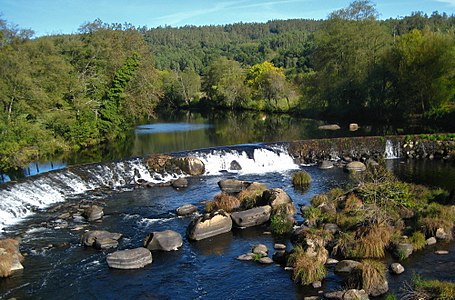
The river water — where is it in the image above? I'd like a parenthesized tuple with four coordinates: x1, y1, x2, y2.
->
(0, 111, 454, 299)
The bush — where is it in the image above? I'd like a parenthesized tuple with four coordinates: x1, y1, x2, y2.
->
(270, 214, 294, 235)
(288, 246, 327, 286)
(212, 193, 241, 212)
(351, 224, 393, 258)
(292, 171, 312, 188)
(302, 206, 322, 227)
(409, 231, 426, 251)
(311, 194, 329, 207)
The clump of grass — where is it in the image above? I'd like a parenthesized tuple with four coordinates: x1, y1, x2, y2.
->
(273, 202, 296, 217)
(334, 211, 366, 231)
(311, 194, 329, 208)
(351, 224, 393, 258)
(332, 231, 355, 258)
(343, 193, 363, 212)
(205, 200, 217, 212)
(209, 193, 241, 212)
(288, 245, 327, 286)
(349, 259, 387, 296)
(419, 203, 455, 240)
(409, 231, 426, 251)
(401, 275, 455, 300)
(326, 188, 345, 201)
(302, 206, 322, 227)
(238, 185, 266, 209)
(292, 171, 312, 189)
(270, 213, 294, 235)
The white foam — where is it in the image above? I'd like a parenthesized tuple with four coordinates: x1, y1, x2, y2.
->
(384, 139, 401, 159)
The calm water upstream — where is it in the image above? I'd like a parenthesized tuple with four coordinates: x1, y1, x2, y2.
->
(0, 111, 454, 299)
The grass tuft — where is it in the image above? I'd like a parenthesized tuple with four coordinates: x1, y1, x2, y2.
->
(270, 213, 294, 235)
(292, 171, 312, 189)
(409, 231, 426, 251)
(288, 245, 327, 286)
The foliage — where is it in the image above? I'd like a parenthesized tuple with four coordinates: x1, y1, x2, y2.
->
(349, 259, 387, 295)
(288, 245, 327, 285)
(310, 194, 329, 208)
(238, 186, 266, 209)
(302, 206, 322, 227)
(212, 193, 241, 213)
(291, 170, 312, 188)
(270, 213, 294, 235)
(419, 203, 455, 240)
(351, 224, 393, 258)
(409, 231, 426, 251)
(401, 275, 455, 300)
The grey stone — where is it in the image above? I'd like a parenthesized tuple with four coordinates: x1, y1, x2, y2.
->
(231, 206, 271, 228)
(304, 297, 320, 300)
(426, 237, 437, 245)
(252, 244, 268, 255)
(274, 243, 286, 250)
(172, 156, 205, 175)
(0, 239, 24, 277)
(83, 205, 104, 221)
(319, 160, 334, 169)
(318, 124, 341, 130)
(319, 203, 336, 215)
(312, 281, 322, 288)
(326, 258, 339, 265)
(335, 260, 361, 273)
(345, 161, 366, 172)
(324, 291, 345, 299)
(106, 247, 152, 269)
(261, 188, 293, 209)
(369, 280, 389, 297)
(237, 253, 254, 261)
(343, 289, 369, 300)
(176, 204, 197, 216)
(81, 230, 122, 249)
(390, 263, 405, 274)
(258, 257, 274, 264)
(229, 160, 242, 171)
(395, 243, 413, 259)
(187, 210, 232, 241)
(218, 179, 249, 193)
(144, 230, 183, 251)
(172, 177, 188, 189)
(349, 123, 359, 131)
(436, 227, 450, 240)
(435, 250, 449, 255)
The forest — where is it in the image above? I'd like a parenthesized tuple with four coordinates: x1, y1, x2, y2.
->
(0, 0, 454, 171)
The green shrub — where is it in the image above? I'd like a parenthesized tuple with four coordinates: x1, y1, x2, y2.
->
(270, 214, 294, 235)
(302, 206, 322, 227)
(409, 231, 426, 251)
(310, 194, 328, 207)
(292, 171, 312, 188)
(349, 260, 387, 296)
(351, 224, 393, 258)
(288, 246, 327, 286)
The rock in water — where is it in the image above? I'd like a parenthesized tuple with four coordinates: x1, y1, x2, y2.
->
(106, 247, 152, 269)
(261, 188, 292, 209)
(335, 260, 361, 273)
(426, 237, 437, 245)
(349, 123, 359, 131)
(231, 206, 272, 228)
(176, 204, 197, 216)
(81, 230, 122, 249)
(318, 124, 341, 130)
(395, 243, 413, 259)
(173, 156, 205, 176)
(345, 161, 366, 172)
(229, 160, 242, 171)
(187, 210, 232, 241)
(0, 239, 24, 277)
(319, 160, 334, 169)
(144, 230, 183, 251)
(390, 263, 405, 274)
(172, 178, 188, 189)
(83, 205, 104, 222)
(218, 179, 249, 193)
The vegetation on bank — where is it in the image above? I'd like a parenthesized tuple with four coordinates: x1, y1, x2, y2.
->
(292, 162, 455, 295)
(1, 0, 454, 171)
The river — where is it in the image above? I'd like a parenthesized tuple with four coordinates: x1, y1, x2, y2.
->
(0, 111, 454, 299)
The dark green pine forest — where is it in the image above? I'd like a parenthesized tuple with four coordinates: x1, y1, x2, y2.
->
(0, 0, 454, 171)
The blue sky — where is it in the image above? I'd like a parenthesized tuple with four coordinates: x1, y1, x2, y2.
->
(1, 0, 454, 36)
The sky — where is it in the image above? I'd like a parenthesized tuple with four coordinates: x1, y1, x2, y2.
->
(1, 0, 454, 36)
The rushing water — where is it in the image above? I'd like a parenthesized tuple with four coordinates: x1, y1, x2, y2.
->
(0, 112, 454, 299)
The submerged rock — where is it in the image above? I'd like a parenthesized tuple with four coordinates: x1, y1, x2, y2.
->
(144, 230, 183, 251)
(172, 178, 188, 189)
(231, 205, 271, 228)
(187, 210, 232, 241)
(176, 204, 198, 216)
(319, 160, 334, 169)
(106, 247, 152, 269)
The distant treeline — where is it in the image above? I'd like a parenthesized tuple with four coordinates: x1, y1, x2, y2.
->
(0, 0, 454, 170)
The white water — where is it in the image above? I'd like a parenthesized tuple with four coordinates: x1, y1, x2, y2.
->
(0, 146, 298, 233)
(384, 139, 401, 159)
(193, 147, 299, 175)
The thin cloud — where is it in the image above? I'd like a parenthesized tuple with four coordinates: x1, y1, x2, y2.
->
(434, 0, 455, 6)
(235, 0, 309, 10)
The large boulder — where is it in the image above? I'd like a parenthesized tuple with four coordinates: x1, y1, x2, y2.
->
(144, 230, 183, 251)
(261, 188, 292, 209)
(187, 210, 232, 241)
(0, 239, 24, 278)
(106, 247, 152, 269)
(343, 289, 369, 300)
(81, 230, 122, 250)
(345, 161, 366, 172)
(172, 157, 205, 176)
(176, 204, 198, 216)
(218, 179, 250, 193)
(335, 260, 361, 273)
(83, 205, 104, 222)
(231, 206, 272, 228)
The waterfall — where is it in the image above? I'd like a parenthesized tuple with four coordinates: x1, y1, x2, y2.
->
(191, 146, 299, 175)
(0, 145, 299, 233)
(384, 139, 401, 159)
